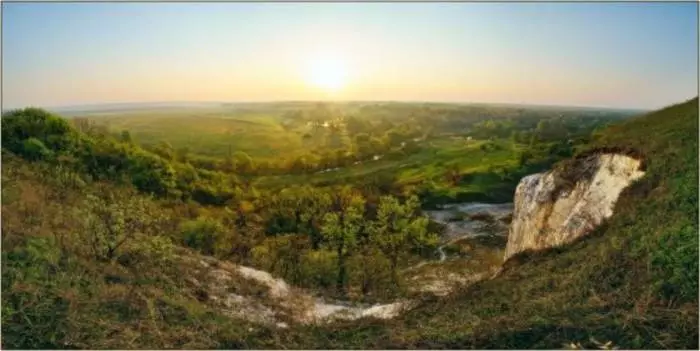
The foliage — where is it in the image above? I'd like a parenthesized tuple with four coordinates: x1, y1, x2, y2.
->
(2, 107, 80, 156)
(369, 195, 439, 284)
(77, 186, 161, 261)
(21, 137, 52, 160)
(321, 191, 365, 293)
(179, 217, 227, 256)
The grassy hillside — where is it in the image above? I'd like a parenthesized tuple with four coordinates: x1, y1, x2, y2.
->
(262, 97, 699, 349)
(1, 98, 695, 349)
(0, 155, 264, 349)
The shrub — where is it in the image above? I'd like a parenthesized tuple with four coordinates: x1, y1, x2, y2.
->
(21, 138, 52, 161)
(179, 217, 226, 255)
(2, 107, 79, 155)
(77, 186, 159, 261)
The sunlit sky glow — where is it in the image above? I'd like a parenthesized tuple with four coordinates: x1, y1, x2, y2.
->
(2, 2, 698, 110)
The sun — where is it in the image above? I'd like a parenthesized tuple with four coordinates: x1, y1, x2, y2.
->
(305, 55, 349, 93)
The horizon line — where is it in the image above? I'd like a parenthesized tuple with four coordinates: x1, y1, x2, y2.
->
(5, 98, 658, 113)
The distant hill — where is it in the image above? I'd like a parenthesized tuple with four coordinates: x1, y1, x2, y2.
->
(1, 100, 651, 117)
(45, 101, 228, 116)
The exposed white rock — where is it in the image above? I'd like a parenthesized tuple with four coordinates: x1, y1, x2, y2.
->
(221, 293, 280, 326)
(307, 299, 412, 322)
(358, 301, 409, 319)
(230, 263, 412, 324)
(504, 153, 645, 261)
(236, 265, 291, 299)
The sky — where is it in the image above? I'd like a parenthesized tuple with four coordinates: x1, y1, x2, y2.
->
(2, 2, 698, 110)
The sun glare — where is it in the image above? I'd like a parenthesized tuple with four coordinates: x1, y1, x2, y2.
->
(305, 55, 349, 93)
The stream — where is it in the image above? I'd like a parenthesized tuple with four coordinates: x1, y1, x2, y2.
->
(425, 202, 514, 262)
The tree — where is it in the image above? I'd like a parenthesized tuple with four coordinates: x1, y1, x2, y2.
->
(120, 130, 132, 143)
(299, 188, 332, 249)
(153, 141, 174, 161)
(232, 151, 254, 174)
(369, 195, 438, 285)
(173, 162, 199, 197)
(518, 150, 533, 168)
(78, 186, 160, 261)
(370, 136, 388, 154)
(321, 192, 365, 294)
(326, 131, 346, 150)
(219, 201, 263, 262)
(176, 146, 191, 163)
(535, 117, 567, 141)
(386, 130, 404, 147)
(345, 116, 371, 136)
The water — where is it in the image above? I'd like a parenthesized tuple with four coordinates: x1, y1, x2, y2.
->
(425, 202, 514, 261)
(425, 202, 513, 239)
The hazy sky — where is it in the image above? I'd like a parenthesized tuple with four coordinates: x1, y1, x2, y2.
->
(2, 2, 698, 109)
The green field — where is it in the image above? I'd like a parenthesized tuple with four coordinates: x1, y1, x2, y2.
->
(80, 109, 305, 159)
(70, 101, 624, 206)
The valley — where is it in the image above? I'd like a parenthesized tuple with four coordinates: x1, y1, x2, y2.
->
(2, 2, 697, 349)
(2, 98, 697, 349)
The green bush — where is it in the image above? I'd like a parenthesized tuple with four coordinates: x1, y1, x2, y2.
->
(129, 150, 177, 196)
(77, 187, 159, 261)
(179, 217, 226, 255)
(21, 137, 52, 161)
(299, 249, 337, 290)
(2, 107, 79, 155)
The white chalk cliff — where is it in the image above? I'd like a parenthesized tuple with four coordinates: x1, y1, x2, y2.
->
(504, 153, 645, 261)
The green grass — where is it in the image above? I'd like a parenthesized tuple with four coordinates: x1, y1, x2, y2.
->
(83, 108, 310, 159)
(3, 99, 694, 349)
(0, 156, 271, 349)
(255, 98, 699, 349)
(256, 138, 522, 191)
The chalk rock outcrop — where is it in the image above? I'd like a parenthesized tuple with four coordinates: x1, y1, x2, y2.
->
(504, 153, 645, 261)
(190, 255, 412, 328)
